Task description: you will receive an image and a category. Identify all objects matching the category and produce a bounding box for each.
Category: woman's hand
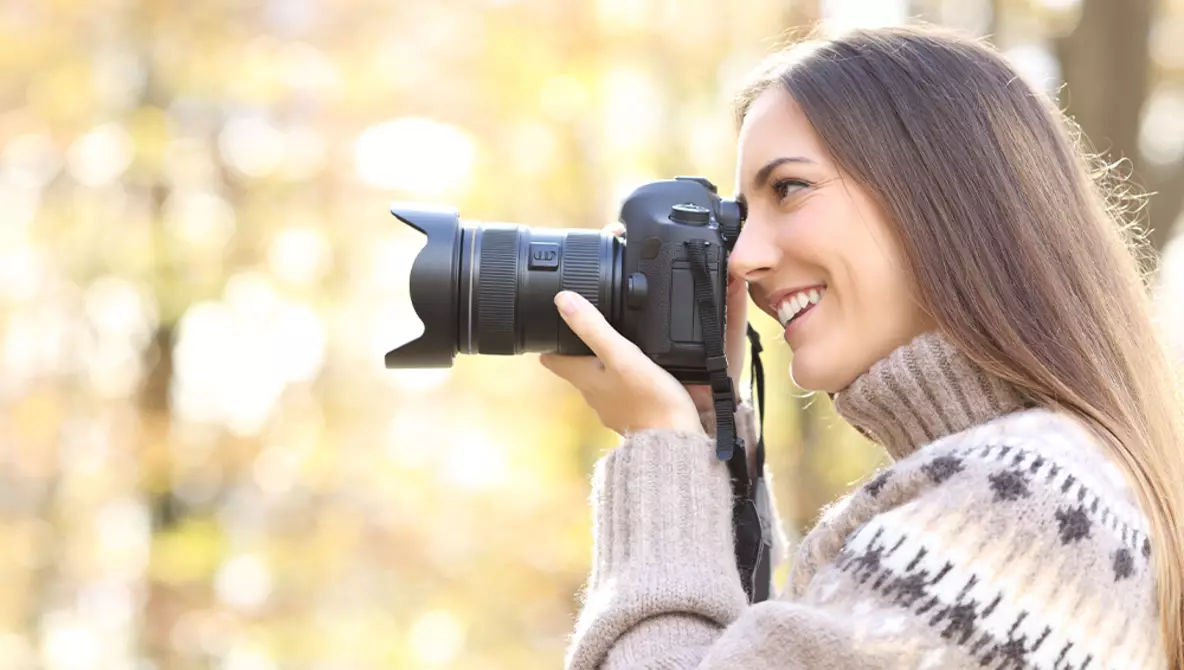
[539,291,705,437]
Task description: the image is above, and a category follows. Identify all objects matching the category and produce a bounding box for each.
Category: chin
[789,343,858,394]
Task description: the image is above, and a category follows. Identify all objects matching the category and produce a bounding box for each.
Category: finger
[539,352,604,383]
[602,222,626,237]
[554,291,639,368]
[727,272,747,298]
[685,384,713,411]
[726,281,748,340]
[725,282,749,378]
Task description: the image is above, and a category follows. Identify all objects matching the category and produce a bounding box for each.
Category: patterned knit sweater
[564,331,1165,669]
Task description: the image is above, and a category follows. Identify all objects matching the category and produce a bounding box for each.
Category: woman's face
[730,87,934,393]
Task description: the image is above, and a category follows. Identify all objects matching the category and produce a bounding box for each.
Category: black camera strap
[685,240,770,604]
[746,322,771,601]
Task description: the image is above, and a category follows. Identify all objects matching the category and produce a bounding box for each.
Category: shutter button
[669,203,710,226]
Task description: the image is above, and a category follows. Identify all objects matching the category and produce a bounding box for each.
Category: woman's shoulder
[812,408,1149,543]
[870,407,1153,557]
[788,407,1165,667]
[911,407,1148,523]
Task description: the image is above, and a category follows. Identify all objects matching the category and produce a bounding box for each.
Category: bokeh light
[409,609,467,666]
[353,117,476,196]
[67,124,134,188]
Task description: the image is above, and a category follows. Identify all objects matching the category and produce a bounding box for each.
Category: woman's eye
[773,178,811,201]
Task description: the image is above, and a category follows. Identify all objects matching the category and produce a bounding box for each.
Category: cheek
[835,223,929,345]
[772,198,847,267]
[780,198,875,295]
[785,194,930,391]
[846,240,903,306]
[790,239,917,392]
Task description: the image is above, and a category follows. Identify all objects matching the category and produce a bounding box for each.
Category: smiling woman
[549,24,1184,670]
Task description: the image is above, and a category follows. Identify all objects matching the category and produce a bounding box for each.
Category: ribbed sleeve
[566,429,748,669]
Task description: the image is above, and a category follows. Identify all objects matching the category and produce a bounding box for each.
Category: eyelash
[773,178,811,201]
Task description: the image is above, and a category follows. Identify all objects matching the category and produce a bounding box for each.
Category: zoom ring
[558,232,603,353]
[476,228,518,354]
[560,233,602,304]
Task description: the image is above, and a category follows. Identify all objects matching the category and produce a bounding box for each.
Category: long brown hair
[736,25,1184,666]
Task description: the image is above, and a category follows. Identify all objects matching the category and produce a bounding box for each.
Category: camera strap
[685,240,770,604]
[747,323,771,602]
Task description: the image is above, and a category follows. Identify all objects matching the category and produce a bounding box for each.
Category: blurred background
[1,0,1183,667]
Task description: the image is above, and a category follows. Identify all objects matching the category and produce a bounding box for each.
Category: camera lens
[386,205,624,369]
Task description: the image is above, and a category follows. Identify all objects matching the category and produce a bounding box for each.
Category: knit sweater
[564,331,1165,669]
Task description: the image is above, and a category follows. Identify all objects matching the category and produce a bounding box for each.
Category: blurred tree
[1055,0,1184,258]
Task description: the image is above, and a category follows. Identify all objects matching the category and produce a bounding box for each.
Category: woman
[540,25,1184,669]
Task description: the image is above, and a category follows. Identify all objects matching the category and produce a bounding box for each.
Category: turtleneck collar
[830,331,1033,460]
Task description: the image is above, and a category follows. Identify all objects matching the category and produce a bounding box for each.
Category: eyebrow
[736,156,816,204]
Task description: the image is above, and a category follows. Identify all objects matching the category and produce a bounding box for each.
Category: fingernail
[555,291,577,316]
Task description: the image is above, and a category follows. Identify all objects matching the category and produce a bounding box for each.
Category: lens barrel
[387,204,624,368]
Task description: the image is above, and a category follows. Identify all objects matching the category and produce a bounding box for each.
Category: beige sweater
[564,331,1165,669]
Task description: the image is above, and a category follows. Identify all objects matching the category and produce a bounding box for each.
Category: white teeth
[777,303,794,325]
[775,287,826,327]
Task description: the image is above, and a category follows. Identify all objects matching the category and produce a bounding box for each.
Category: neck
[831,331,1032,460]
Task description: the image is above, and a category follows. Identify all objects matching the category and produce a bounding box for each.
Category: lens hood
[385,203,462,368]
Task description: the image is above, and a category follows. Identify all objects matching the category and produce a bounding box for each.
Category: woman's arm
[566,429,747,669]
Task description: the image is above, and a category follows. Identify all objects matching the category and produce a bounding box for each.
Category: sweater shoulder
[809,408,1150,549]
[798,408,1165,668]
[900,408,1149,535]
[865,406,1153,556]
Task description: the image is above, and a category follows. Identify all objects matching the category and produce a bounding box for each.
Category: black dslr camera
[385,176,744,384]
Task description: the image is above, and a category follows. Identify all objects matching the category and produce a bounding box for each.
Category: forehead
[736,88,827,171]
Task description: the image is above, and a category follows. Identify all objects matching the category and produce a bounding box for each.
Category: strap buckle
[708,365,736,408]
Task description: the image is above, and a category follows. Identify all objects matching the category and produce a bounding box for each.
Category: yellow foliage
[0,0,1178,667]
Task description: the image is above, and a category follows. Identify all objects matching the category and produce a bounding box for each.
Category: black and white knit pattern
[807,411,1162,669]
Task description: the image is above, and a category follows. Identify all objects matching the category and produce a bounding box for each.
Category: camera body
[385,176,744,385]
[612,177,743,383]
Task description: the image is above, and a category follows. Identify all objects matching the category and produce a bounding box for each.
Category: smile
[773,286,826,327]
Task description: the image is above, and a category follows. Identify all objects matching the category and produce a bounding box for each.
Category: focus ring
[558,232,603,353]
[476,228,518,354]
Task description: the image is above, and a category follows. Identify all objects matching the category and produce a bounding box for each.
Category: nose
[727,218,780,283]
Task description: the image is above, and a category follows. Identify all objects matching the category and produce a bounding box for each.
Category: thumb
[555,291,637,367]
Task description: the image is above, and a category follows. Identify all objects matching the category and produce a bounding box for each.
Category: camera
[385,176,745,384]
